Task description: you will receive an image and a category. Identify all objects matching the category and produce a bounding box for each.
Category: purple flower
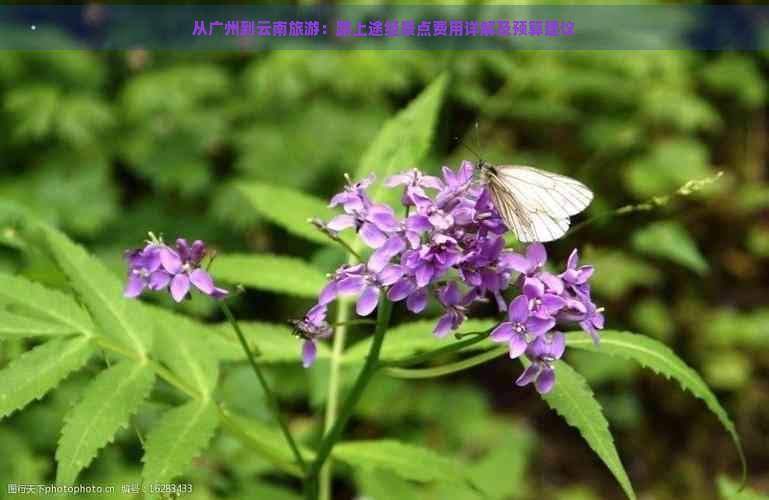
[123,244,166,298]
[561,249,594,292]
[386,168,443,207]
[306,164,603,393]
[122,236,228,303]
[516,331,566,394]
[489,295,555,359]
[433,282,470,337]
[317,260,403,317]
[290,304,332,368]
[558,289,604,345]
[523,278,566,320]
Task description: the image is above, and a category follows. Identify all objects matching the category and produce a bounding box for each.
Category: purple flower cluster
[297,163,603,393]
[123,236,228,302]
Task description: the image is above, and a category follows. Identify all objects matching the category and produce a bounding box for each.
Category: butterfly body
[477,161,593,243]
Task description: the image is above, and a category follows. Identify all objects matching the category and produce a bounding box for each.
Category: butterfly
[478,160,594,243]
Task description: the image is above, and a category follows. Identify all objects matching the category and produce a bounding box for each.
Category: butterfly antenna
[474,121,483,157]
[453,135,482,161]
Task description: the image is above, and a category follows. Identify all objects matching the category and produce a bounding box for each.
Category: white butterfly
[478,161,594,243]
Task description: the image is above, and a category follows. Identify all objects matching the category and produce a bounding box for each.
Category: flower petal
[489,322,513,342]
[501,252,530,273]
[356,285,380,316]
[368,236,405,272]
[508,334,528,358]
[170,274,190,302]
[526,317,556,337]
[377,264,404,286]
[388,278,415,302]
[360,223,388,249]
[566,249,580,270]
[507,295,529,323]
[540,272,564,294]
[406,287,427,313]
[414,264,433,288]
[337,276,366,295]
[433,314,454,338]
[302,340,317,368]
[189,269,215,294]
[160,247,183,274]
[319,281,338,305]
[326,214,356,231]
[535,367,556,394]
[515,363,540,387]
[523,277,545,299]
[148,270,171,291]
[526,243,547,269]
[123,275,145,298]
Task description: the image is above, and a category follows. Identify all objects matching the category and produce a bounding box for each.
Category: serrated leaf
[44,227,153,357]
[631,221,708,274]
[216,321,331,364]
[56,361,155,485]
[152,309,219,397]
[0,310,79,338]
[235,181,335,245]
[212,253,327,298]
[355,74,448,207]
[0,273,95,336]
[0,337,94,419]
[344,318,496,363]
[567,330,746,482]
[333,440,464,484]
[141,399,219,485]
[523,358,636,500]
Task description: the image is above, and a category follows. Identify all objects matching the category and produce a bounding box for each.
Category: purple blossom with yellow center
[290,164,604,391]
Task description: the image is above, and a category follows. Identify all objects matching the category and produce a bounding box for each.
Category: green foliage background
[1,32,768,500]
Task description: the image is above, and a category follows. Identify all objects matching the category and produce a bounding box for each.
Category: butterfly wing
[486,165,593,243]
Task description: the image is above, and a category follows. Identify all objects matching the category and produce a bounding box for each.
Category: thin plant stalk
[306,297,393,499]
[219,301,307,474]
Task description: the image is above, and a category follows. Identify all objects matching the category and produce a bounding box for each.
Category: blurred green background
[1,39,768,500]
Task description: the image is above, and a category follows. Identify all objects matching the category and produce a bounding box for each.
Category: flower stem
[218,301,307,474]
[319,296,351,500]
[384,344,507,379]
[382,329,492,368]
[307,297,393,499]
[331,319,376,328]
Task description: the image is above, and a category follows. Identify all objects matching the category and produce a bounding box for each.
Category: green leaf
[44,227,153,358]
[631,221,708,274]
[567,330,746,482]
[0,310,79,339]
[56,361,155,485]
[355,73,449,208]
[524,358,636,500]
[355,468,422,500]
[212,253,327,298]
[718,475,768,500]
[216,410,308,478]
[0,337,94,419]
[345,318,495,363]
[234,181,335,245]
[141,399,219,485]
[333,440,464,484]
[152,309,219,398]
[0,273,95,336]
